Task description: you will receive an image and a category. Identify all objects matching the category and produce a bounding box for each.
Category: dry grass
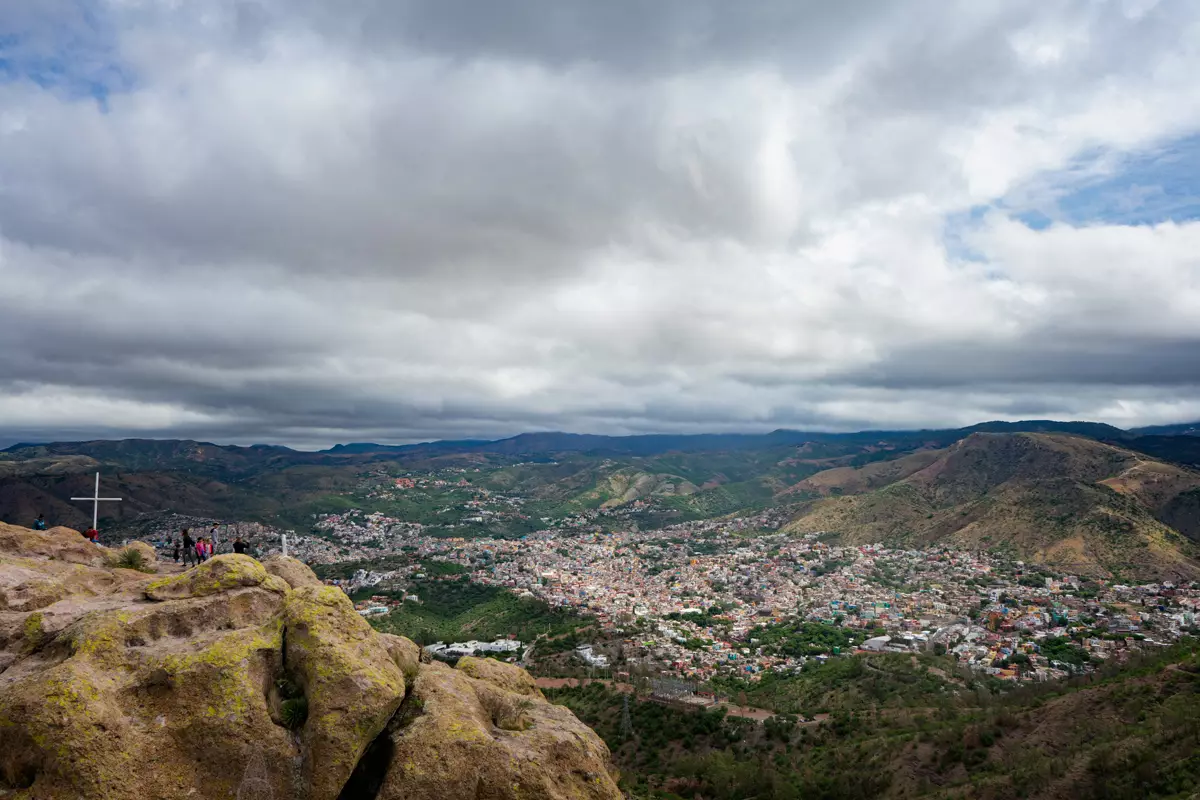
[479,689,534,732]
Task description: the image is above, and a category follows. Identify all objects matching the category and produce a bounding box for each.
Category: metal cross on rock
[70,472,123,530]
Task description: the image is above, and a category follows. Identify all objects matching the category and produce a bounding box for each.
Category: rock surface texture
[0,522,621,800]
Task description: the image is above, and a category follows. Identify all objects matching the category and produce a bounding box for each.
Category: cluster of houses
[181,464,1200,689]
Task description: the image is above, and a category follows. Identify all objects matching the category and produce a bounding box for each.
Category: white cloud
[1,0,1200,446]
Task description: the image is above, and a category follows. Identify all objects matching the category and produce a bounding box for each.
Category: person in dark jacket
[33,514,47,531]
[233,537,248,554]
[181,529,196,567]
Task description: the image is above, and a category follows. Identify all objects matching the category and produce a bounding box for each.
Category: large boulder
[262,554,324,589]
[280,585,407,799]
[144,553,289,600]
[379,632,422,678]
[0,522,106,567]
[0,524,622,800]
[376,661,621,800]
[456,654,542,697]
[0,586,294,799]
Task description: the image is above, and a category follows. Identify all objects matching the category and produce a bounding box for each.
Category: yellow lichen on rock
[19,612,45,655]
[0,524,622,800]
[144,553,288,600]
[378,662,621,800]
[281,584,407,798]
[379,632,422,679]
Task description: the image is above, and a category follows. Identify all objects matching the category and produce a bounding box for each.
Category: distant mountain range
[7,417,1182,462]
[2,419,1199,578]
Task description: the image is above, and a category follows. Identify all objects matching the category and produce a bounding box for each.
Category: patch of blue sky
[1050,135,1200,226]
[942,204,992,263]
[1004,133,1200,229]
[943,132,1200,265]
[0,2,134,108]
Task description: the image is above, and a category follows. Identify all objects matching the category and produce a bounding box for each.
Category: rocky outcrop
[0,524,107,567]
[377,660,620,800]
[456,654,542,697]
[379,632,422,677]
[0,522,621,800]
[280,584,407,799]
[143,553,291,600]
[263,555,325,589]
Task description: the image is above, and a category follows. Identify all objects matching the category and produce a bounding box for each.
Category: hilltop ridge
[2,421,1200,578]
[785,432,1200,579]
[7,417,1190,462]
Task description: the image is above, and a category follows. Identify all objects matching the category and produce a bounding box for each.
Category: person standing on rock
[33,514,47,531]
[182,529,196,567]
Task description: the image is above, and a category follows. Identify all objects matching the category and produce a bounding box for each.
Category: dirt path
[532,677,822,723]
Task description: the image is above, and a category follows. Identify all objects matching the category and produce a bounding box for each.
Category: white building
[575,644,609,667]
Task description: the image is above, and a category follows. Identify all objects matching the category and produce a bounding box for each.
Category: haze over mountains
[3,419,1199,580]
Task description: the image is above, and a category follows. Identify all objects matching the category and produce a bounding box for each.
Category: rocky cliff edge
[0,522,621,800]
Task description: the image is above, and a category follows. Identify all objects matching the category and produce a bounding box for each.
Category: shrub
[108,547,154,573]
[280,697,308,730]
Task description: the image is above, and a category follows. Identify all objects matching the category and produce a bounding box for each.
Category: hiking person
[182,529,196,567]
[172,538,181,563]
[33,514,47,531]
[205,538,214,560]
[84,527,99,543]
[233,537,248,555]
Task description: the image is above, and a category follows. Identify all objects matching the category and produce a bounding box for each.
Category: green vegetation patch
[749,620,870,658]
[369,578,593,646]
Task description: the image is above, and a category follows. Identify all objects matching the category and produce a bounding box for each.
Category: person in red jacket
[84,527,100,543]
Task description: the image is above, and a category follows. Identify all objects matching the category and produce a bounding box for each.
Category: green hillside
[786,433,1200,579]
[549,640,1200,800]
[4,427,1200,574]
[367,577,594,646]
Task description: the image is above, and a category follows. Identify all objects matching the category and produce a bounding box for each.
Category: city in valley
[147,466,1200,692]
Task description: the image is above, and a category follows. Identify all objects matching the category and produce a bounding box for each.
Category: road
[532,677,827,724]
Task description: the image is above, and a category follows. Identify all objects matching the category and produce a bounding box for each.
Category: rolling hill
[2,422,1199,574]
[784,432,1200,579]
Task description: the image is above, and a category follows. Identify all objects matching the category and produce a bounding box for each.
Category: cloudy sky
[2,0,1200,448]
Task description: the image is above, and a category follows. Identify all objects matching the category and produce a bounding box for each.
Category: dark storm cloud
[2,0,1200,447]
[837,337,1200,389]
[279,0,896,74]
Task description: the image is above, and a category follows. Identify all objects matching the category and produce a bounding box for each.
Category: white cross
[70,472,122,531]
